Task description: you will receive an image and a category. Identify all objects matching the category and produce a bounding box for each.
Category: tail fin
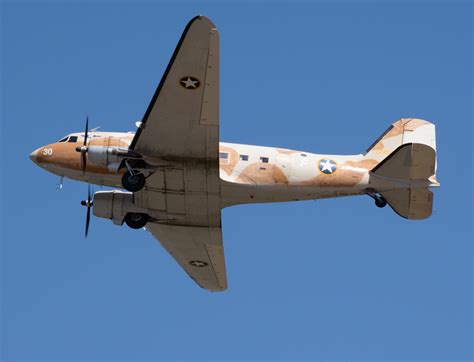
[365,118,439,220]
[371,143,436,180]
[365,118,436,162]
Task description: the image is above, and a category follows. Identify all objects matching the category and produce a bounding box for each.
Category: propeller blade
[81,116,89,173]
[85,203,91,238]
[84,116,89,146]
[82,185,93,238]
[81,150,87,174]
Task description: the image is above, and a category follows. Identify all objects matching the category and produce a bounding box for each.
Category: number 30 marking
[42,148,53,156]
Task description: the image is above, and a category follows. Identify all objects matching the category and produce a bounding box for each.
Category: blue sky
[1,1,472,361]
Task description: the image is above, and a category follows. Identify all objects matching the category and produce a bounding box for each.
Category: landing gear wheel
[121,170,145,192]
[375,197,387,208]
[124,213,148,229]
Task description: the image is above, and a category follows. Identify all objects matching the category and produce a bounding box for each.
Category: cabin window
[260,157,269,163]
[219,152,229,165]
[68,136,78,143]
[239,155,249,161]
[58,137,68,143]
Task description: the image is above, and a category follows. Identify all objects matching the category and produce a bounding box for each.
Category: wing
[129,16,219,160]
[129,16,225,291]
[133,155,224,291]
[146,223,227,291]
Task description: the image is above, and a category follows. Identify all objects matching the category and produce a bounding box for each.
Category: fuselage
[30,131,376,207]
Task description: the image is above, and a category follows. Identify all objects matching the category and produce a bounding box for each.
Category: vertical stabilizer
[365,118,436,164]
[365,118,439,220]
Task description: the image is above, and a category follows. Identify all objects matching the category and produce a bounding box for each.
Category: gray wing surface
[129,16,219,160]
[130,17,226,291]
[146,223,227,291]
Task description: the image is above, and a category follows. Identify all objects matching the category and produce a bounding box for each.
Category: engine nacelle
[93,190,147,225]
[87,137,140,172]
[88,145,122,171]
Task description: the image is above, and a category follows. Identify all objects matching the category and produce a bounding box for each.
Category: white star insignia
[190,260,208,267]
[320,159,337,174]
[181,77,199,89]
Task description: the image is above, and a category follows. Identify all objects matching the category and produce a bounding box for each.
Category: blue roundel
[319,159,337,174]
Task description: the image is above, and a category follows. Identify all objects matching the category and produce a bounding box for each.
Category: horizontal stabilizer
[371,143,436,180]
[381,188,433,220]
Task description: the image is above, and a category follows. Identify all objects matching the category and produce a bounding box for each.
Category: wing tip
[188,15,216,29]
[207,285,228,292]
[193,277,228,292]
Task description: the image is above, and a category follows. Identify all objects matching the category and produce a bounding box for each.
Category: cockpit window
[58,137,68,142]
[68,136,78,143]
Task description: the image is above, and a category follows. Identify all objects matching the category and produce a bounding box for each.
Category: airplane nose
[29,149,39,164]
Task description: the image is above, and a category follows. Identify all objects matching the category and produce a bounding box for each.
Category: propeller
[75,116,89,173]
[80,185,93,238]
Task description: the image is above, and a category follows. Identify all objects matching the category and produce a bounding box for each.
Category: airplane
[29,16,440,291]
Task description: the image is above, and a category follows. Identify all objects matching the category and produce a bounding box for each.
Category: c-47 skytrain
[30,16,439,291]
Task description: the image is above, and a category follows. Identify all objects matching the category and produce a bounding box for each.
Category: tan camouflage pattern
[31,132,133,178]
[365,118,436,161]
[30,118,439,208]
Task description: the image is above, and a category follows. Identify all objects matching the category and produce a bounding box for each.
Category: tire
[124,213,148,229]
[121,170,145,192]
[375,197,387,208]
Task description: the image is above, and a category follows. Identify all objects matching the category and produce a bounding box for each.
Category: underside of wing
[129,16,226,291]
[146,222,227,291]
[130,16,219,160]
